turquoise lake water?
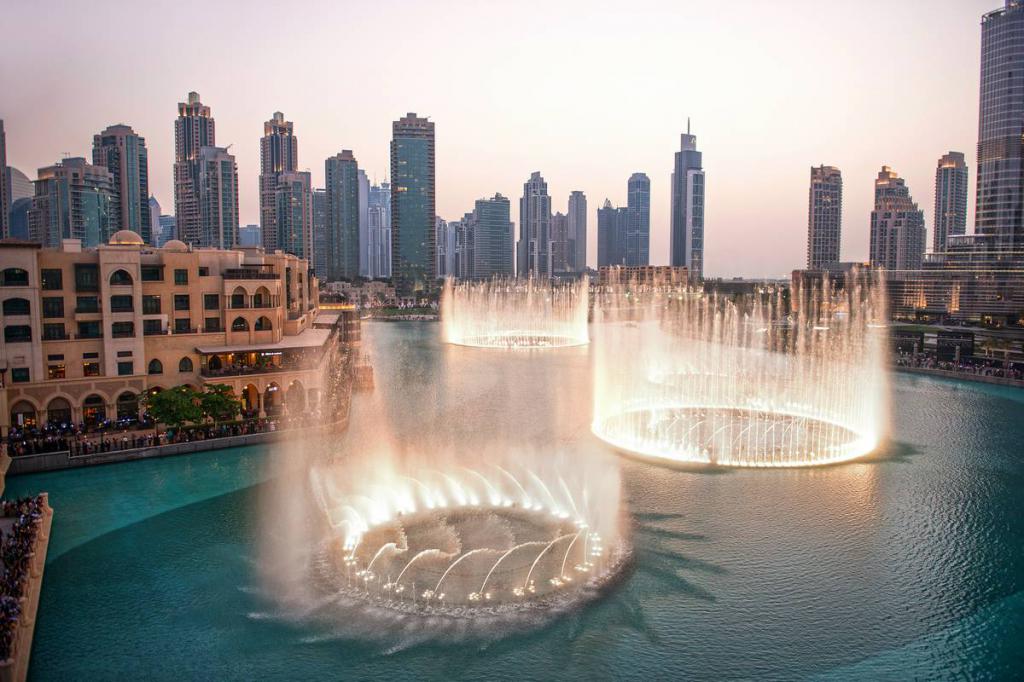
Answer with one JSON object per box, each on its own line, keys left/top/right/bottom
{"left": 8, "top": 321, "right": 1024, "bottom": 680}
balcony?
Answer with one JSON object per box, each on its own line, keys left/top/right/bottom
{"left": 75, "top": 304, "right": 100, "bottom": 314}
{"left": 112, "top": 330, "right": 135, "bottom": 339}
{"left": 224, "top": 269, "right": 280, "bottom": 280}
{"left": 173, "top": 327, "right": 199, "bottom": 335}
{"left": 143, "top": 327, "right": 168, "bottom": 336}
{"left": 75, "top": 333, "right": 103, "bottom": 340}
{"left": 42, "top": 332, "right": 71, "bottom": 341}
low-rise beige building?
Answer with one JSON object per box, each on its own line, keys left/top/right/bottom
{"left": 0, "top": 230, "right": 339, "bottom": 433}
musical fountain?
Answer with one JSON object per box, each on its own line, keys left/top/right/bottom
{"left": 441, "top": 276, "right": 589, "bottom": 348}
{"left": 592, "top": 270, "right": 889, "bottom": 467}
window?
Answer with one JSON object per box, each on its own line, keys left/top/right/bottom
{"left": 174, "top": 294, "right": 190, "bottom": 311}
{"left": 109, "top": 269, "right": 133, "bottom": 285}
{"left": 143, "top": 319, "right": 163, "bottom": 335}
{"left": 231, "top": 317, "right": 249, "bottom": 331}
{"left": 204, "top": 294, "right": 219, "bottom": 310}
{"left": 46, "top": 354, "right": 64, "bottom": 361}
{"left": 204, "top": 317, "right": 221, "bottom": 332}
{"left": 174, "top": 318, "right": 191, "bottom": 333}
{"left": 148, "top": 359, "right": 163, "bottom": 375}
{"left": 47, "top": 363, "right": 66, "bottom": 380}
{"left": 11, "top": 368, "right": 29, "bottom": 383}
{"left": 83, "top": 361, "right": 100, "bottom": 377}
{"left": 111, "top": 321, "right": 135, "bottom": 338}
{"left": 2, "top": 298, "right": 30, "bottom": 315}
{"left": 76, "top": 296, "right": 99, "bottom": 313}
{"left": 1, "top": 268, "right": 29, "bottom": 286}
{"left": 141, "top": 265, "right": 163, "bottom": 282}
{"left": 198, "top": 267, "right": 210, "bottom": 276}
{"left": 43, "top": 323, "right": 67, "bottom": 341}
{"left": 142, "top": 295, "right": 161, "bottom": 315}
{"left": 231, "top": 291, "right": 246, "bottom": 308}
{"left": 42, "top": 297, "right": 64, "bottom": 318}
{"left": 4, "top": 325, "right": 31, "bottom": 343}
{"left": 255, "top": 316, "right": 273, "bottom": 331}
{"left": 77, "top": 321, "right": 102, "bottom": 339}
{"left": 174, "top": 268, "right": 188, "bottom": 285}
{"left": 116, "top": 351, "right": 132, "bottom": 358}
{"left": 110, "top": 295, "right": 134, "bottom": 312}
{"left": 41, "top": 269, "right": 63, "bottom": 290}
{"left": 178, "top": 357, "right": 194, "bottom": 372}
{"left": 74, "top": 264, "right": 99, "bottom": 291}
{"left": 83, "top": 352, "right": 98, "bottom": 359}
{"left": 117, "top": 361, "right": 134, "bottom": 376}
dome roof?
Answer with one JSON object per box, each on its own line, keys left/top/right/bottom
{"left": 162, "top": 239, "right": 188, "bottom": 252}
{"left": 110, "top": 230, "right": 144, "bottom": 246}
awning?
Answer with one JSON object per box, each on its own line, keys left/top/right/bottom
{"left": 195, "top": 327, "right": 332, "bottom": 355}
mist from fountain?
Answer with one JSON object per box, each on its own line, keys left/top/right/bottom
{"left": 592, "top": 269, "right": 889, "bottom": 467}
{"left": 441, "top": 276, "right": 589, "bottom": 348}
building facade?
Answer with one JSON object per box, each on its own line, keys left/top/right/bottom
{"left": 597, "top": 199, "right": 628, "bottom": 267}
{"left": 390, "top": 113, "right": 435, "bottom": 293}
{"left": 274, "top": 171, "right": 312, "bottom": 262}
{"left": 870, "top": 166, "right": 926, "bottom": 271}
{"left": 311, "top": 188, "right": 328, "bottom": 276}
{"left": 29, "top": 158, "right": 115, "bottom": 248}
{"left": 196, "top": 146, "right": 239, "bottom": 250}
{"left": 626, "top": 173, "right": 650, "bottom": 266}
{"left": 807, "top": 165, "right": 843, "bottom": 269}
{"left": 259, "top": 112, "right": 298, "bottom": 253}
{"left": 92, "top": 124, "right": 151, "bottom": 244}
{"left": 325, "top": 151, "right": 360, "bottom": 280}
{"left": 367, "top": 181, "right": 391, "bottom": 279}
{"left": 472, "top": 193, "right": 514, "bottom": 279}
{"left": 238, "top": 224, "right": 261, "bottom": 248}
{"left": 551, "top": 212, "right": 570, "bottom": 274}
{"left": 934, "top": 152, "right": 968, "bottom": 252}
{"left": 567, "top": 190, "right": 587, "bottom": 273}
{"left": 0, "top": 232, "right": 329, "bottom": 434}
{"left": 173, "top": 92, "right": 215, "bottom": 246}
{"left": 357, "top": 170, "right": 369, "bottom": 278}
{"left": 670, "top": 122, "right": 705, "bottom": 279}
{"left": 0, "top": 120, "right": 9, "bottom": 239}
{"left": 517, "top": 171, "right": 552, "bottom": 278}
{"left": 436, "top": 217, "right": 457, "bottom": 278}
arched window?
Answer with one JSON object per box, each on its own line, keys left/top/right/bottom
{"left": 2, "top": 298, "right": 30, "bottom": 315}
{"left": 4, "top": 325, "right": 32, "bottom": 343}
{"left": 109, "top": 269, "right": 134, "bottom": 285}
{"left": 82, "top": 394, "right": 106, "bottom": 428}
{"left": 231, "top": 287, "right": 247, "bottom": 309}
{"left": 231, "top": 317, "right": 249, "bottom": 332}
{"left": 9, "top": 400, "right": 37, "bottom": 428}
{"left": 46, "top": 397, "right": 72, "bottom": 426}
{"left": 253, "top": 286, "right": 272, "bottom": 308}
{"left": 1, "top": 268, "right": 29, "bottom": 286}
{"left": 178, "top": 357, "right": 194, "bottom": 373}
{"left": 148, "top": 359, "right": 163, "bottom": 375}
{"left": 116, "top": 392, "right": 139, "bottom": 421}
{"left": 255, "top": 316, "right": 272, "bottom": 331}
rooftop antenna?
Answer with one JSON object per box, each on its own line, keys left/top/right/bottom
{"left": 687, "top": 117, "right": 691, "bottom": 135}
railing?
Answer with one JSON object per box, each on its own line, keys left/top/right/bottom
{"left": 42, "top": 333, "right": 70, "bottom": 341}
{"left": 202, "top": 326, "right": 222, "bottom": 333}
{"left": 200, "top": 360, "right": 322, "bottom": 378}
{"left": 143, "top": 328, "right": 168, "bottom": 336}
{"left": 224, "top": 270, "right": 280, "bottom": 280}
{"left": 75, "top": 305, "right": 100, "bottom": 314}
{"left": 75, "top": 333, "right": 103, "bottom": 339}
{"left": 173, "top": 327, "right": 199, "bottom": 335}
{"left": 110, "top": 306, "right": 133, "bottom": 313}
{"left": 111, "top": 331, "right": 135, "bottom": 339}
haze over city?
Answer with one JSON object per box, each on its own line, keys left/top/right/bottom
{"left": 0, "top": 0, "right": 992, "bottom": 277}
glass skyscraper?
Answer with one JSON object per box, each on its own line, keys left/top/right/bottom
{"left": 517, "top": 171, "right": 552, "bottom": 278}
{"left": 670, "top": 122, "right": 705, "bottom": 279}
{"left": 933, "top": 152, "right": 968, "bottom": 253}
{"left": 92, "top": 124, "right": 151, "bottom": 243}
{"left": 260, "top": 112, "right": 298, "bottom": 253}
{"left": 28, "top": 157, "right": 115, "bottom": 248}
{"left": 626, "top": 172, "right": 650, "bottom": 266}
{"left": 325, "top": 150, "right": 360, "bottom": 280}
{"left": 390, "top": 113, "right": 435, "bottom": 294}
{"left": 173, "top": 92, "right": 215, "bottom": 245}
{"left": 806, "top": 165, "right": 843, "bottom": 269}
{"left": 472, "top": 193, "right": 514, "bottom": 279}
{"left": 567, "top": 190, "right": 587, "bottom": 273}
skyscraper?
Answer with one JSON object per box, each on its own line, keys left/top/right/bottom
{"left": 92, "top": 124, "right": 151, "bottom": 243}
{"left": 551, "top": 212, "right": 570, "bottom": 273}
{"left": 358, "top": 169, "right": 369, "bottom": 277}
{"left": 173, "top": 92, "right": 215, "bottom": 245}
{"left": 471, "top": 193, "right": 514, "bottom": 279}
{"left": 567, "top": 190, "right": 587, "bottom": 272}
{"left": 368, "top": 181, "right": 392, "bottom": 279}
{"left": 6, "top": 168, "right": 33, "bottom": 202}
{"left": 275, "top": 171, "right": 312, "bottom": 260}
{"left": 29, "top": 157, "right": 115, "bottom": 247}
{"left": 239, "top": 224, "right": 261, "bottom": 248}
{"left": 870, "top": 166, "right": 926, "bottom": 270}
{"left": 517, "top": 171, "right": 552, "bottom": 277}
{"left": 325, "top": 150, "right": 360, "bottom": 280}
{"left": 260, "top": 112, "right": 298, "bottom": 253}
{"left": 670, "top": 121, "right": 705, "bottom": 279}
{"left": 391, "top": 113, "right": 436, "bottom": 293}
{"left": 626, "top": 172, "right": 650, "bottom": 266}
{"left": 148, "top": 196, "right": 161, "bottom": 246}
{"left": 975, "top": 0, "right": 1024, "bottom": 250}
{"left": 806, "top": 165, "right": 843, "bottom": 269}
{"left": 597, "top": 199, "right": 629, "bottom": 267}
{"left": 196, "top": 146, "right": 239, "bottom": 249}
{"left": 0, "top": 120, "right": 9, "bottom": 239}
{"left": 933, "top": 152, "right": 968, "bottom": 252}
{"left": 312, "top": 188, "right": 328, "bottom": 275}
{"left": 436, "top": 217, "right": 457, "bottom": 277}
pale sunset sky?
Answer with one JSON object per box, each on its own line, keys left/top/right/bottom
{"left": 0, "top": 0, "right": 997, "bottom": 277}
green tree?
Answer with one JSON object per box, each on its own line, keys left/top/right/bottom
{"left": 199, "top": 384, "right": 242, "bottom": 423}
{"left": 140, "top": 386, "right": 202, "bottom": 428}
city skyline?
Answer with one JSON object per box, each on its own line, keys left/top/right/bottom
{"left": 0, "top": 0, "right": 994, "bottom": 276}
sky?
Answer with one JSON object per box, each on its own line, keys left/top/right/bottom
{"left": 0, "top": 0, "right": 997, "bottom": 278}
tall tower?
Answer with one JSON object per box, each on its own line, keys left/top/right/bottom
{"left": 325, "top": 150, "right": 360, "bottom": 279}
{"left": 976, "top": 1, "right": 1024, "bottom": 250}
{"left": 390, "top": 113, "right": 436, "bottom": 294}
{"left": 517, "top": 171, "right": 552, "bottom": 277}
{"left": 870, "top": 166, "right": 926, "bottom": 270}
{"left": 551, "top": 211, "right": 570, "bottom": 273}
{"left": 627, "top": 172, "right": 651, "bottom": 266}
{"left": 368, "top": 181, "right": 392, "bottom": 278}
{"left": 92, "top": 124, "right": 151, "bottom": 243}
{"left": 0, "top": 120, "right": 9, "bottom": 239}
{"left": 29, "top": 157, "right": 115, "bottom": 247}
{"left": 597, "top": 199, "right": 628, "bottom": 267}
{"left": 197, "top": 146, "right": 239, "bottom": 249}
{"left": 567, "top": 190, "right": 587, "bottom": 272}
{"left": 260, "top": 112, "right": 298, "bottom": 252}
{"left": 275, "top": 171, "right": 312, "bottom": 259}
{"left": 934, "top": 151, "right": 968, "bottom": 252}
{"left": 173, "top": 92, "right": 215, "bottom": 245}
{"left": 472, "top": 193, "right": 514, "bottom": 279}
{"left": 312, "top": 188, "right": 328, "bottom": 276}
{"left": 806, "top": 165, "right": 843, "bottom": 269}
{"left": 670, "top": 120, "right": 705, "bottom": 279}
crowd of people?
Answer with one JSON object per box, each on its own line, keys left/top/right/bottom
{"left": 894, "top": 353, "right": 1024, "bottom": 382}
{"left": 0, "top": 495, "right": 45, "bottom": 659}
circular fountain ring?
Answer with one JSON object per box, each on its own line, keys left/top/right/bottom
{"left": 312, "top": 505, "right": 626, "bottom": 619}
{"left": 449, "top": 331, "right": 589, "bottom": 349}
{"left": 593, "top": 405, "right": 877, "bottom": 468}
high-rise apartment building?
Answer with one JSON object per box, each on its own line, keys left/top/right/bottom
{"left": 806, "top": 165, "right": 843, "bottom": 269}
{"left": 173, "top": 92, "right": 215, "bottom": 245}
{"left": 357, "top": 170, "right": 369, "bottom": 277}
{"left": 260, "top": 112, "right": 298, "bottom": 253}
{"left": 870, "top": 166, "right": 926, "bottom": 270}
{"left": 367, "top": 181, "right": 391, "bottom": 279}
{"left": 933, "top": 152, "right": 968, "bottom": 252}
{"left": 626, "top": 173, "right": 650, "bottom": 266}
{"left": 517, "top": 171, "right": 552, "bottom": 278}
{"left": 597, "top": 199, "right": 629, "bottom": 267}
{"left": 0, "top": 120, "right": 9, "bottom": 239}
{"left": 567, "top": 191, "right": 587, "bottom": 272}
{"left": 436, "top": 217, "right": 457, "bottom": 278}
{"left": 29, "top": 157, "right": 115, "bottom": 248}
{"left": 148, "top": 196, "right": 161, "bottom": 246}
{"left": 471, "top": 193, "right": 514, "bottom": 279}
{"left": 551, "top": 212, "right": 570, "bottom": 273}
{"left": 390, "top": 113, "right": 435, "bottom": 293}
{"left": 196, "top": 146, "right": 239, "bottom": 249}
{"left": 325, "top": 150, "right": 360, "bottom": 280}
{"left": 92, "top": 124, "right": 151, "bottom": 243}
{"left": 670, "top": 122, "right": 705, "bottom": 279}
{"left": 239, "top": 224, "right": 261, "bottom": 248}
{"left": 274, "top": 171, "right": 312, "bottom": 261}
{"left": 312, "top": 188, "right": 328, "bottom": 276}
